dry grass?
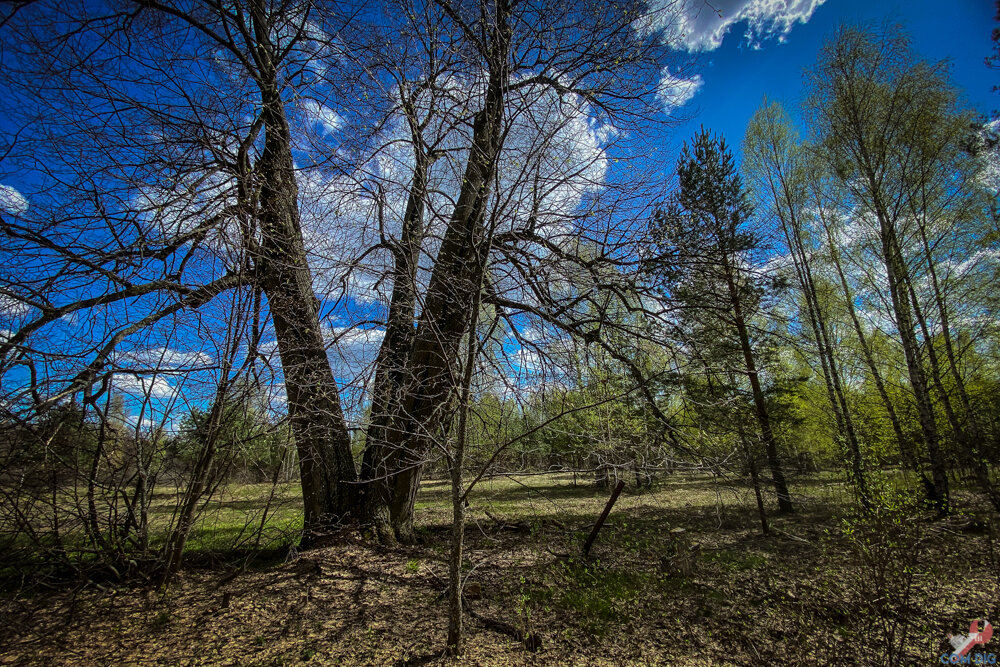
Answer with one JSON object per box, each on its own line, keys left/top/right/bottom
{"left": 0, "top": 472, "right": 997, "bottom": 666}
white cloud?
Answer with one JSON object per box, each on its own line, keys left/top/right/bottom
{"left": 125, "top": 346, "right": 214, "bottom": 370}
{"left": 948, "top": 248, "right": 1000, "bottom": 280}
{"left": 323, "top": 324, "right": 386, "bottom": 387}
{"left": 0, "top": 184, "right": 28, "bottom": 215}
{"left": 114, "top": 373, "right": 176, "bottom": 400}
{"left": 512, "top": 346, "right": 542, "bottom": 373}
{"left": 132, "top": 170, "right": 237, "bottom": 245}
{"left": 977, "top": 119, "right": 1000, "bottom": 192}
{"left": 325, "top": 325, "right": 386, "bottom": 351}
{"left": 301, "top": 99, "right": 344, "bottom": 136}
{"left": 761, "top": 251, "right": 793, "bottom": 276}
{"left": 657, "top": 70, "right": 704, "bottom": 111}
{"left": 0, "top": 293, "right": 31, "bottom": 319}
{"left": 647, "top": 0, "right": 826, "bottom": 52}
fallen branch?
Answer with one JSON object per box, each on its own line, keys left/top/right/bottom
{"left": 582, "top": 479, "right": 625, "bottom": 556}
{"left": 464, "top": 597, "right": 541, "bottom": 652}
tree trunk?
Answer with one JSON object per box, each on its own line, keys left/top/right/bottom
{"left": 360, "top": 153, "right": 430, "bottom": 542}
{"left": 723, "top": 261, "right": 794, "bottom": 513}
{"left": 737, "top": 420, "right": 769, "bottom": 535}
{"left": 251, "top": 8, "right": 356, "bottom": 537}
{"left": 778, "top": 196, "right": 869, "bottom": 507}
{"left": 870, "top": 191, "right": 949, "bottom": 510}
{"left": 815, "top": 204, "right": 923, "bottom": 478}
{"left": 362, "top": 11, "right": 510, "bottom": 543}
{"left": 447, "top": 273, "right": 483, "bottom": 655}
{"left": 159, "top": 373, "right": 236, "bottom": 586}
{"left": 912, "top": 217, "right": 1000, "bottom": 510}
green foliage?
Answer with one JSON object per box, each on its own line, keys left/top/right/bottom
{"left": 703, "top": 549, "right": 767, "bottom": 573}
{"left": 551, "top": 558, "right": 650, "bottom": 637}
{"left": 840, "top": 484, "right": 930, "bottom": 665}
{"left": 169, "top": 394, "right": 289, "bottom": 482}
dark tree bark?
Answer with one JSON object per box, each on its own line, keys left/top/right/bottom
{"left": 360, "top": 142, "right": 432, "bottom": 540}
{"left": 249, "top": 3, "right": 357, "bottom": 536}
{"left": 362, "top": 3, "right": 511, "bottom": 543}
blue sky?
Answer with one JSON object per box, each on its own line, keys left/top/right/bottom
{"left": 662, "top": 0, "right": 997, "bottom": 156}
{"left": 1, "top": 0, "right": 996, "bottom": 429}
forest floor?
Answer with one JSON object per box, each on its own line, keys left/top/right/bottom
{"left": 1, "top": 471, "right": 998, "bottom": 666}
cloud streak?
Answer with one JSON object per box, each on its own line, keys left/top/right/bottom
{"left": 657, "top": 70, "right": 704, "bottom": 110}
{"left": 651, "top": 0, "right": 827, "bottom": 52}
{"left": 0, "top": 184, "right": 28, "bottom": 215}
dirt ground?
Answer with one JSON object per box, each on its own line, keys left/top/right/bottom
{"left": 1, "top": 473, "right": 997, "bottom": 665}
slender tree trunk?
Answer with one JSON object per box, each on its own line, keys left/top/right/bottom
{"left": 446, "top": 445, "right": 465, "bottom": 653}
{"left": 906, "top": 266, "right": 1000, "bottom": 511}
{"left": 723, "top": 260, "right": 794, "bottom": 513}
{"left": 815, "top": 205, "right": 923, "bottom": 478}
{"left": 871, "top": 194, "right": 949, "bottom": 510}
{"left": 159, "top": 375, "right": 234, "bottom": 586}
{"left": 777, "top": 197, "right": 869, "bottom": 507}
{"left": 737, "top": 419, "right": 769, "bottom": 535}
{"left": 912, "top": 217, "right": 1000, "bottom": 510}
{"left": 86, "top": 393, "right": 115, "bottom": 561}
{"left": 447, "top": 273, "right": 484, "bottom": 655}
{"left": 159, "top": 435, "right": 216, "bottom": 587}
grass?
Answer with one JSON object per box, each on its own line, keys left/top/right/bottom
{"left": 2, "top": 470, "right": 998, "bottom": 665}
{"left": 148, "top": 482, "right": 305, "bottom": 553}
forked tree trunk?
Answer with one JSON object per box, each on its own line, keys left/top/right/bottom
{"left": 360, "top": 153, "right": 430, "bottom": 541}
{"left": 362, "top": 11, "right": 510, "bottom": 543}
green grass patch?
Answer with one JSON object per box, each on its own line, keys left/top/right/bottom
{"left": 546, "top": 557, "right": 659, "bottom": 637}
{"left": 703, "top": 548, "right": 768, "bottom": 573}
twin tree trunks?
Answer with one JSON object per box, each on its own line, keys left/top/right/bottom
{"left": 242, "top": 0, "right": 808, "bottom": 547}
{"left": 255, "top": 4, "right": 511, "bottom": 544}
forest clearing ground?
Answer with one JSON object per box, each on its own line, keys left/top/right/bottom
{"left": 1, "top": 472, "right": 997, "bottom": 666}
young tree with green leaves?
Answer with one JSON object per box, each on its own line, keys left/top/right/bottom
{"left": 806, "top": 24, "right": 1000, "bottom": 511}
{"left": 744, "top": 101, "right": 870, "bottom": 508}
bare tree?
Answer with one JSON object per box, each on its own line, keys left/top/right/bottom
{"left": 0, "top": 0, "right": 361, "bottom": 537}
{"left": 355, "top": 0, "right": 677, "bottom": 543}
{"left": 1, "top": 0, "right": 684, "bottom": 557}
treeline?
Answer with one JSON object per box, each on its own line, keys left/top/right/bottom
{"left": 456, "top": 26, "right": 1000, "bottom": 526}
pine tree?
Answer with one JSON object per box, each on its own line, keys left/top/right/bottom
{"left": 649, "top": 128, "right": 794, "bottom": 514}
